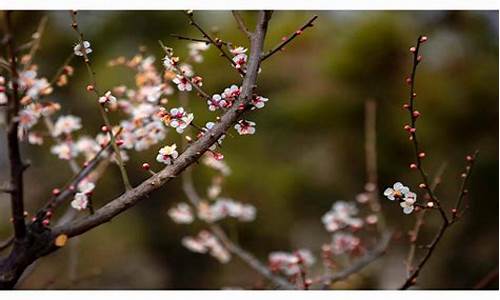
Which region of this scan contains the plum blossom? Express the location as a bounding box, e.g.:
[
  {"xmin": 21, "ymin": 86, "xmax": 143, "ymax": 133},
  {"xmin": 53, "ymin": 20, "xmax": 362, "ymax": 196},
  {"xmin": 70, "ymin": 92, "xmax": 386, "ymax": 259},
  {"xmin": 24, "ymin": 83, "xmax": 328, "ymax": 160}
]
[
  {"xmin": 162, "ymin": 55, "xmax": 179, "ymax": 71},
  {"xmin": 230, "ymin": 46, "xmax": 247, "ymax": 55},
  {"xmin": 268, "ymin": 249, "xmax": 315, "ymax": 276},
  {"xmin": 204, "ymin": 122, "xmax": 225, "ymax": 150},
  {"xmin": 75, "ymin": 136, "xmax": 101, "ymax": 160},
  {"xmin": 182, "ymin": 230, "xmax": 231, "ymax": 263},
  {"xmin": 156, "ymin": 144, "xmax": 178, "ymax": 165},
  {"xmin": 78, "ymin": 180, "xmax": 95, "ymax": 195},
  {"xmin": 0, "ymin": 76, "xmax": 7, "ymax": 105},
  {"xmin": 73, "ymin": 41, "xmax": 92, "ymax": 56},
  {"xmin": 222, "ymin": 85, "xmax": 240, "ymax": 103},
  {"xmin": 53, "ymin": 115, "xmax": 82, "ymax": 137},
  {"xmin": 28, "ymin": 132, "xmax": 44, "ymax": 145},
  {"xmin": 251, "ymin": 95, "xmax": 269, "ymax": 109},
  {"xmin": 172, "ymin": 75, "xmax": 192, "ymax": 92},
  {"xmin": 331, "ymin": 232, "xmax": 361, "ymax": 255},
  {"xmin": 234, "ymin": 120, "xmax": 256, "ymax": 135},
  {"xmin": 197, "ymin": 198, "xmax": 256, "ymax": 223},
  {"xmin": 17, "ymin": 104, "xmax": 42, "ymax": 132},
  {"xmin": 232, "ymin": 53, "xmax": 247, "ymax": 70},
  {"xmin": 179, "ymin": 63, "xmax": 194, "ymax": 77},
  {"xmin": 383, "ymin": 182, "xmax": 410, "ymax": 200},
  {"xmin": 400, "ymin": 192, "xmax": 417, "ymax": 214},
  {"xmin": 51, "ymin": 142, "xmax": 77, "ymax": 160},
  {"xmin": 207, "ymin": 94, "xmax": 227, "ymax": 111},
  {"xmin": 98, "ymin": 91, "xmax": 117, "ymax": 106},
  {"xmin": 188, "ymin": 41, "xmax": 210, "ymax": 63},
  {"xmin": 168, "ymin": 202, "xmax": 194, "ymax": 224},
  {"xmin": 322, "ymin": 201, "xmax": 363, "ymax": 232},
  {"xmin": 71, "ymin": 192, "xmax": 88, "ymax": 211},
  {"xmin": 166, "ymin": 107, "xmax": 194, "ymax": 134},
  {"xmin": 202, "ymin": 152, "xmax": 231, "ymax": 176}
]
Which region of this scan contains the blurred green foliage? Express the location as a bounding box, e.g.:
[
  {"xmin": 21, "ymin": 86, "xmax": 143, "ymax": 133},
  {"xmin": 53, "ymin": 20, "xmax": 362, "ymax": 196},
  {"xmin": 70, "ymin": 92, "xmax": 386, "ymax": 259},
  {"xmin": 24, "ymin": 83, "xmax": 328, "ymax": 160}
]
[{"xmin": 0, "ymin": 10, "xmax": 498, "ymax": 289}]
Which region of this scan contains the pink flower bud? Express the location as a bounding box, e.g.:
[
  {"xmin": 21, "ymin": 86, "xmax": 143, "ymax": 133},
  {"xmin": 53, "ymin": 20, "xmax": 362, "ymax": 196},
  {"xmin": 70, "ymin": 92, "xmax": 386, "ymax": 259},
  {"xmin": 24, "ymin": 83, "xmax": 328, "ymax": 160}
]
[
  {"xmin": 409, "ymin": 46, "xmax": 416, "ymax": 52},
  {"xmin": 52, "ymin": 188, "xmax": 61, "ymax": 196},
  {"xmin": 410, "ymin": 163, "xmax": 417, "ymax": 169},
  {"xmin": 418, "ymin": 152, "xmax": 426, "ymax": 158},
  {"xmin": 142, "ymin": 163, "xmax": 151, "ymax": 171},
  {"xmin": 419, "ymin": 183, "xmax": 426, "ymax": 189},
  {"xmin": 413, "ymin": 111, "xmax": 421, "ymax": 118},
  {"xmin": 419, "ymin": 36, "xmax": 428, "ymax": 43}
]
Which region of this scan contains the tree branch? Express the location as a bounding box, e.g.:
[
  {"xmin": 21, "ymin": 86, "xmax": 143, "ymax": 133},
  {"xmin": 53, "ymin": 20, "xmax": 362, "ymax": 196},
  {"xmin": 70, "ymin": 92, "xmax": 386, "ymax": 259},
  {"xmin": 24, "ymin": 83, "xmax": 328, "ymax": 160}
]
[
  {"xmin": 3, "ymin": 11, "xmax": 28, "ymax": 241},
  {"xmin": 51, "ymin": 10, "xmax": 272, "ymax": 240},
  {"xmin": 232, "ymin": 11, "xmax": 252, "ymax": 39},
  {"xmin": 319, "ymin": 231, "xmax": 393, "ymax": 287},
  {"xmin": 261, "ymin": 15, "xmax": 318, "ymax": 62}
]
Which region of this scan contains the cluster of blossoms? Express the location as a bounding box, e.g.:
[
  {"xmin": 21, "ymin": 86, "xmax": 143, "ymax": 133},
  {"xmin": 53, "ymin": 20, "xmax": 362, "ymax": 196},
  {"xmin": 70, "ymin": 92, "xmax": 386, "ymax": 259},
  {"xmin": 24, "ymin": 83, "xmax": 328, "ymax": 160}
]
[
  {"xmin": 168, "ymin": 198, "xmax": 256, "ymax": 224},
  {"xmin": 182, "ymin": 230, "xmax": 231, "ymax": 263},
  {"xmin": 197, "ymin": 198, "xmax": 256, "ymax": 223},
  {"xmin": 231, "ymin": 46, "xmax": 248, "ymax": 70},
  {"xmin": 160, "ymin": 107, "xmax": 194, "ymax": 134},
  {"xmin": 321, "ymin": 201, "xmax": 364, "ymax": 232},
  {"xmin": 268, "ymin": 249, "xmax": 315, "ymax": 276},
  {"xmin": 187, "ymin": 41, "xmax": 210, "ymax": 63},
  {"xmin": 234, "ymin": 120, "xmax": 256, "ymax": 135},
  {"xmin": 321, "ymin": 201, "xmax": 365, "ymax": 257},
  {"xmin": 383, "ymin": 182, "xmax": 418, "ymax": 214},
  {"xmin": 207, "ymin": 85, "xmax": 240, "ymax": 111},
  {"xmin": 70, "ymin": 180, "xmax": 96, "ymax": 211}
]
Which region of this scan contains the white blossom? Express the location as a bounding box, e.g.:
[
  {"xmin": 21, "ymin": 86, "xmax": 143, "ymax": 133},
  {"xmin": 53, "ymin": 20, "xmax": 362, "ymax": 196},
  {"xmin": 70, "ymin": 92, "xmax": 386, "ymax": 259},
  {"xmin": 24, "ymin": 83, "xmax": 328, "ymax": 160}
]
[
  {"xmin": 156, "ymin": 144, "xmax": 178, "ymax": 165},
  {"xmin": 71, "ymin": 192, "xmax": 88, "ymax": 211},
  {"xmin": 234, "ymin": 120, "xmax": 256, "ymax": 135},
  {"xmin": 73, "ymin": 41, "xmax": 92, "ymax": 56},
  {"xmin": 53, "ymin": 115, "xmax": 82, "ymax": 137},
  {"xmin": 168, "ymin": 203, "xmax": 194, "ymax": 224},
  {"xmin": 383, "ymin": 182, "xmax": 410, "ymax": 201}
]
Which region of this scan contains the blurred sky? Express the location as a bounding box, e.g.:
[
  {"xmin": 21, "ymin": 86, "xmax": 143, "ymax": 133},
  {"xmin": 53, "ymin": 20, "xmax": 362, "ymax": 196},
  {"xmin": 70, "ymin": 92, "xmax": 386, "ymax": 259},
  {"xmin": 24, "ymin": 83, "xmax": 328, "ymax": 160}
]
[{"xmin": 0, "ymin": 10, "xmax": 498, "ymax": 289}]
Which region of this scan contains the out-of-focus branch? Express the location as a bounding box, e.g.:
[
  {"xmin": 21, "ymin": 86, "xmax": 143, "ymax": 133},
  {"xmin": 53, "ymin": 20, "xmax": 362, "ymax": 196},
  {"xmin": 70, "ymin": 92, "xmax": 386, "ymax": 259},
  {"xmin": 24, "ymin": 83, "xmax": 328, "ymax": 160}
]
[
  {"xmin": 473, "ymin": 267, "xmax": 499, "ymax": 289},
  {"xmin": 3, "ymin": 11, "xmax": 28, "ymax": 241},
  {"xmin": 261, "ymin": 15, "xmax": 318, "ymax": 62},
  {"xmin": 0, "ymin": 236, "xmax": 14, "ymax": 252},
  {"xmin": 319, "ymin": 231, "xmax": 393, "ymax": 288},
  {"xmin": 232, "ymin": 11, "xmax": 252, "ymax": 39},
  {"xmin": 22, "ymin": 16, "xmax": 48, "ymax": 70},
  {"xmin": 405, "ymin": 162, "xmax": 447, "ymax": 276},
  {"xmin": 69, "ymin": 10, "xmax": 132, "ymax": 191},
  {"xmin": 364, "ymin": 99, "xmax": 385, "ymax": 231}
]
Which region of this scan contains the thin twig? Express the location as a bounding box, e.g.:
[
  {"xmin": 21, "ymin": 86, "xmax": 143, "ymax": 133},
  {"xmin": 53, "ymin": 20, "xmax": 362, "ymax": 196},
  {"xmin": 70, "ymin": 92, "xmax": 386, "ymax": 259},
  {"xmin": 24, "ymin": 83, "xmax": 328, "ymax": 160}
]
[
  {"xmin": 405, "ymin": 162, "xmax": 447, "ymax": 276},
  {"xmin": 405, "ymin": 36, "xmax": 449, "ymax": 225},
  {"xmin": 22, "ymin": 16, "xmax": 48, "ymax": 70},
  {"xmin": 319, "ymin": 231, "xmax": 393, "ymax": 288},
  {"xmin": 232, "ymin": 11, "xmax": 252, "ymax": 39},
  {"xmin": 69, "ymin": 10, "xmax": 132, "ymax": 191},
  {"xmin": 473, "ymin": 267, "xmax": 499, "ymax": 289},
  {"xmin": 261, "ymin": 15, "xmax": 318, "ymax": 62},
  {"xmin": 452, "ymin": 150, "xmax": 479, "ymax": 221},
  {"xmin": 184, "ymin": 11, "xmax": 244, "ymax": 76},
  {"xmin": 170, "ymin": 34, "xmax": 228, "ymax": 46},
  {"xmin": 364, "ymin": 99, "xmax": 386, "ymax": 231}
]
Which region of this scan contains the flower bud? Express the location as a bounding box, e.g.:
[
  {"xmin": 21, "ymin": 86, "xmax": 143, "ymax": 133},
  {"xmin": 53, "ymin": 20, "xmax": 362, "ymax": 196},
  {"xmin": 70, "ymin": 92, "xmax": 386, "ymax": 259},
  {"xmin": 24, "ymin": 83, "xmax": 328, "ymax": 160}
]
[
  {"xmin": 418, "ymin": 152, "xmax": 426, "ymax": 158},
  {"xmin": 419, "ymin": 36, "xmax": 428, "ymax": 43},
  {"xmin": 52, "ymin": 188, "xmax": 61, "ymax": 196},
  {"xmin": 86, "ymin": 84, "xmax": 94, "ymax": 92},
  {"xmin": 413, "ymin": 111, "xmax": 421, "ymax": 118},
  {"xmin": 142, "ymin": 163, "xmax": 151, "ymax": 171},
  {"xmin": 410, "ymin": 163, "xmax": 417, "ymax": 169},
  {"xmin": 409, "ymin": 46, "xmax": 416, "ymax": 53}
]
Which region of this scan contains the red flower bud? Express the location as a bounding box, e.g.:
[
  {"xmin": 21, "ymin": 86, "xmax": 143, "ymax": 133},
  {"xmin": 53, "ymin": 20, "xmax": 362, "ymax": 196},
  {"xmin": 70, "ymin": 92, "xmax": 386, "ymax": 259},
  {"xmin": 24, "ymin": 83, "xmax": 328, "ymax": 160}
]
[
  {"xmin": 86, "ymin": 84, "xmax": 95, "ymax": 92},
  {"xmin": 413, "ymin": 110, "xmax": 421, "ymax": 118},
  {"xmin": 52, "ymin": 188, "xmax": 61, "ymax": 196},
  {"xmin": 142, "ymin": 163, "xmax": 151, "ymax": 171}
]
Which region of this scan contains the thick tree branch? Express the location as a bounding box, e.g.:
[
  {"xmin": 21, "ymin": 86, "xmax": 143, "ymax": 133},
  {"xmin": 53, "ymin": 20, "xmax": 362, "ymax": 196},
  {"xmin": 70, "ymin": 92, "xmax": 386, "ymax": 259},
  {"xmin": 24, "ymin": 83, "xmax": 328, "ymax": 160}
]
[{"xmin": 3, "ymin": 11, "xmax": 27, "ymax": 241}]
